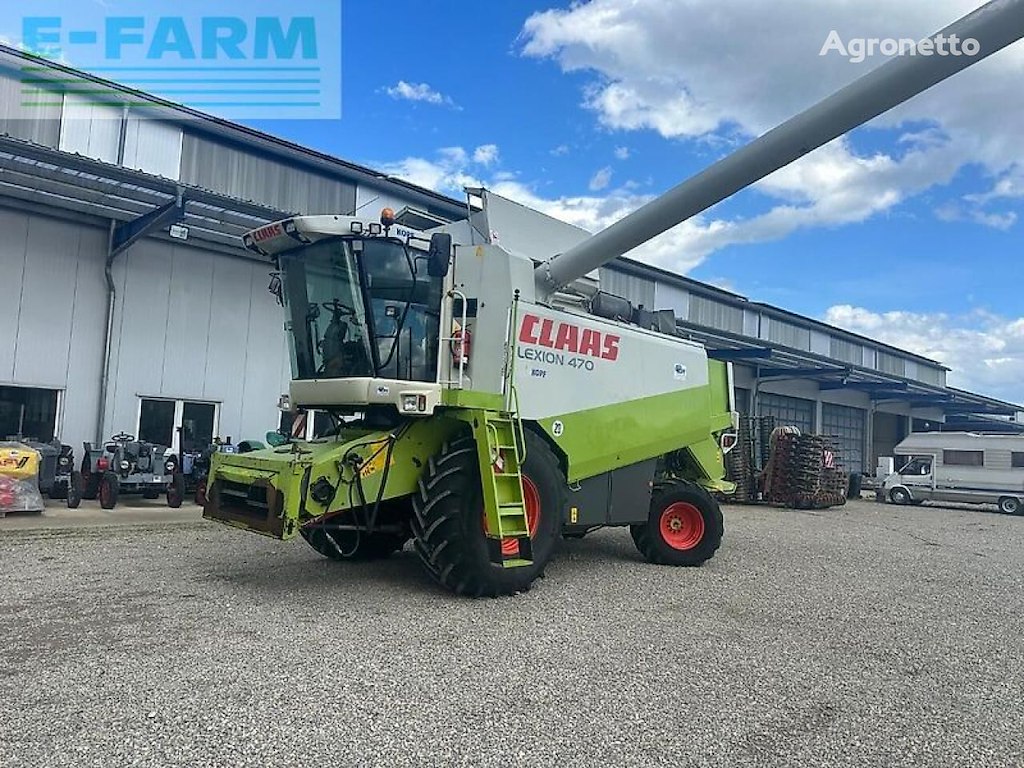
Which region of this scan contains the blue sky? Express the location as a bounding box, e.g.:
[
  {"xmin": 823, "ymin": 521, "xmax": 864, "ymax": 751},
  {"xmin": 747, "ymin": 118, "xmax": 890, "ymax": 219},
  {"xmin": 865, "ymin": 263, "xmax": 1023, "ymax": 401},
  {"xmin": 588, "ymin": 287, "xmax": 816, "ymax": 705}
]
[{"xmin": 7, "ymin": 1, "xmax": 1024, "ymax": 402}]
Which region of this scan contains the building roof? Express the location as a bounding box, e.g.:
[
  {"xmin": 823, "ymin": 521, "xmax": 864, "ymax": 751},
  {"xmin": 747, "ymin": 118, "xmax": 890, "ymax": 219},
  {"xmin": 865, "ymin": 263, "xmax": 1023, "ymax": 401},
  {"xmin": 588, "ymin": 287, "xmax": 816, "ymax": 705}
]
[{"xmin": 0, "ymin": 44, "xmax": 468, "ymax": 221}]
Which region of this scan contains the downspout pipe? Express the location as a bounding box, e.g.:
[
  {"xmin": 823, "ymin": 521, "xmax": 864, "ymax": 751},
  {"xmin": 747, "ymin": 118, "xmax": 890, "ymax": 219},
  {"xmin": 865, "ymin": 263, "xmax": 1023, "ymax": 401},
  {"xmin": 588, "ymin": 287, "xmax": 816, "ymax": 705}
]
[{"xmin": 96, "ymin": 219, "xmax": 118, "ymax": 444}]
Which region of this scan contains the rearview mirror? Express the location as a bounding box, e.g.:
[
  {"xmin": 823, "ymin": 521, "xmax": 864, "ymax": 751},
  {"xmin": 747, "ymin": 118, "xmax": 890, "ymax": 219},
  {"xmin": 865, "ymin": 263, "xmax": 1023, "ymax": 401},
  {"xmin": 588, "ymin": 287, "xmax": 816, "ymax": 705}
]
[{"xmin": 427, "ymin": 233, "xmax": 452, "ymax": 278}]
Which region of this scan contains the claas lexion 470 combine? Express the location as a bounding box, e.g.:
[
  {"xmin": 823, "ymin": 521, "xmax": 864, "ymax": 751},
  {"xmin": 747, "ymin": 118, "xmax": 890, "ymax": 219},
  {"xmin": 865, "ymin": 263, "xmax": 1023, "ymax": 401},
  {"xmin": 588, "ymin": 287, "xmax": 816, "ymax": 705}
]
[{"xmin": 203, "ymin": 1, "xmax": 1024, "ymax": 596}]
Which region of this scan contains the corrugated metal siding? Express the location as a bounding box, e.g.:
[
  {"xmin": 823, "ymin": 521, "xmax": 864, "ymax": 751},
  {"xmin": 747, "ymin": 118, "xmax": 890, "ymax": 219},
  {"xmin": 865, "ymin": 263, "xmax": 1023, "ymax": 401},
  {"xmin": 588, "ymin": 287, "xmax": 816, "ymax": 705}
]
[
  {"xmin": 0, "ymin": 208, "xmax": 107, "ymax": 448},
  {"xmin": 122, "ymin": 117, "xmax": 182, "ymax": 179},
  {"xmin": 830, "ymin": 337, "xmax": 864, "ymax": 365},
  {"xmin": 599, "ymin": 268, "xmax": 655, "ymax": 308},
  {"xmin": 810, "ymin": 330, "xmax": 830, "ymax": 355},
  {"xmin": 877, "ymin": 351, "xmax": 906, "ymax": 377},
  {"xmin": 0, "ymin": 72, "xmax": 61, "ymax": 147},
  {"xmin": 688, "ymin": 295, "xmax": 744, "ymax": 333},
  {"xmin": 654, "ymin": 282, "xmax": 689, "ymax": 317},
  {"xmin": 917, "ymin": 365, "xmax": 945, "ymax": 386},
  {"xmin": 758, "ymin": 392, "xmax": 815, "ymax": 432},
  {"xmin": 105, "ymin": 238, "xmax": 289, "ymax": 445},
  {"xmin": 179, "ymin": 132, "xmax": 356, "ymax": 214},
  {"xmin": 744, "ymin": 309, "xmax": 760, "ymax": 338},
  {"xmin": 58, "ymin": 93, "xmax": 122, "ymax": 163},
  {"xmin": 769, "ymin": 319, "xmax": 811, "ymax": 350}
]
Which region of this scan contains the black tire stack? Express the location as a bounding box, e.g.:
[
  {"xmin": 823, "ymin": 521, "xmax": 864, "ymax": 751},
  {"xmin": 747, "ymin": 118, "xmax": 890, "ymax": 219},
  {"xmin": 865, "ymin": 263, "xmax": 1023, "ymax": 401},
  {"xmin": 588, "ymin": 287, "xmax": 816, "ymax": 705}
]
[{"xmin": 724, "ymin": 415, "xmax": 756, "ymax": 503}]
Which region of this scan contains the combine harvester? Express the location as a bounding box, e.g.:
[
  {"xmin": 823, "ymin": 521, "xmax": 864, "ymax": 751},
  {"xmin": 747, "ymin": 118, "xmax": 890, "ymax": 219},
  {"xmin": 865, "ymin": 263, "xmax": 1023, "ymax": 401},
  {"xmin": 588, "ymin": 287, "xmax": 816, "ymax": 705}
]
[{"xmin": 204, "ymin": 0, "xmax": 1024, "ymax": 596}]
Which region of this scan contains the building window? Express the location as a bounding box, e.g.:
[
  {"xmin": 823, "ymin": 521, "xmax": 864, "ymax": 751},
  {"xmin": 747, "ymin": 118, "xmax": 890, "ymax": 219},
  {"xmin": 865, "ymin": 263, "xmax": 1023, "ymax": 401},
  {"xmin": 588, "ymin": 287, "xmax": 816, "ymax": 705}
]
[
  {"xmin": 138, "ymin": 397, "xmax": 219, "ymax": 454},
  {"xmin": 0, "ymin": 386, "xmax": 59, "ymax": 442},
  {"xmin": 139, "ymin": 399, "xmax": 176, "ymax": 446},
  {"xmin": 1012, "ymin": 453, "xmax": 1024, "ymax": 469},
  {"xmin": 943, "ymin": 450, "xmax": 984, "ymax": 467}
]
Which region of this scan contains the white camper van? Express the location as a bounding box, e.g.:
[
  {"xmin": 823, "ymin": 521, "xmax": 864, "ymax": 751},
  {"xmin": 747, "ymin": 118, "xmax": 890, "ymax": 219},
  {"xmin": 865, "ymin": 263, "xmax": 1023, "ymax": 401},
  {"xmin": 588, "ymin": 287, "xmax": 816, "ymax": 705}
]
[{"xmin": 882, "ymin": 432, "xmax": 1024, "ymax": 515}]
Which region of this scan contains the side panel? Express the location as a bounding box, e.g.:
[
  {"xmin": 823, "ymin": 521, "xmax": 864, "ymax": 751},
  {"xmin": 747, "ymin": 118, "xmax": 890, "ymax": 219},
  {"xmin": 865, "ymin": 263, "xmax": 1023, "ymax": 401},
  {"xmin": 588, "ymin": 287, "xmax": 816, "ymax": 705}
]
[{"xmin": 513, "ymin": 301, "xmax": 710, "ymax": 419}]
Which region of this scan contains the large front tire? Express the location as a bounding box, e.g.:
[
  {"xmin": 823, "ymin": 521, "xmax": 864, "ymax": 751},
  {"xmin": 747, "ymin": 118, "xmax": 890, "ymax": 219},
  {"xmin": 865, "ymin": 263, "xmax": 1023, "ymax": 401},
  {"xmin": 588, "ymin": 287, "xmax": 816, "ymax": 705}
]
[
  {"xmin": 412, "ymin": 431, "xmax": 563, "ymax": 597},
  {"xmin": 631, "ymin": 482, "xmax": 723, "ymax": 567}
]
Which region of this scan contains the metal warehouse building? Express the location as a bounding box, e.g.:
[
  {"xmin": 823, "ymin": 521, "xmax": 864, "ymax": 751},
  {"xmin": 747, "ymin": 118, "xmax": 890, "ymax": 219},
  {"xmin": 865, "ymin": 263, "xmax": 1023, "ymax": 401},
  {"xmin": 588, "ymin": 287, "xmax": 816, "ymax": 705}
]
[{"xmin": 1, "ymin": 45, "xmax": 1021, "ymax": 471}]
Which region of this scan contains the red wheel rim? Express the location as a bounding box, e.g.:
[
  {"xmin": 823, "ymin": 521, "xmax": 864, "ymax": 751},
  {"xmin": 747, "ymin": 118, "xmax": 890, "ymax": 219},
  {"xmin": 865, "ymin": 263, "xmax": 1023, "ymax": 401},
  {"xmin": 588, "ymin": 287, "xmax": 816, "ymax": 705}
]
[
  {"xmin": 659, "ymin": 502, "xmax": 705, "ymax": 551},
  {"xmin": 484, "ymin": 473, "xmax": 541, "ymax": 558}
]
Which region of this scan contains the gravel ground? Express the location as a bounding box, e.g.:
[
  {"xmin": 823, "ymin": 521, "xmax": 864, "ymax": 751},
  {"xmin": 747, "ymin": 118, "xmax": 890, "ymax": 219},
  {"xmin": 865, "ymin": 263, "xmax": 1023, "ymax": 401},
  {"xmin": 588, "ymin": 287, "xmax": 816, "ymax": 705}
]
[{"xmin": 2, "ymin": 499, "xmax": 1023, "ymax": 767}]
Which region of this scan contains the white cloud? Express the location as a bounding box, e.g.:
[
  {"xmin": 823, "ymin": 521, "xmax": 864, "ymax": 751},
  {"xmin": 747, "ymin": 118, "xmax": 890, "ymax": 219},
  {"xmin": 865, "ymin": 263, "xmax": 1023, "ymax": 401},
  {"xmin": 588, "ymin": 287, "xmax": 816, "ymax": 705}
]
[
  {"xmin": 614, "ymin": 146, "xmax": 630, "ymax": 160},
  {"xmin": 518, "ymin": 0, "xmax": 1024, "ymax": 262},
  {"xmin": 378, "ymin": 144, "xmax": 502, "ymax": 195},
  {"xmin": 550, "ymin": 144, "xmax": 570, "ymax": 156},
  {"xmin": 473, "ymin": 144, "xmax": 500, "ymax": 166},
  {"xmin": 825, "ymin": 305, "xmax": 1024, "ymax": 404},
  {"xmin": 589, "ymin": 166, "xmax": 613, "ymax": 191},
  {"xmin": 384, "ymin": 80, "xmax": 457, "ymax": 107}
]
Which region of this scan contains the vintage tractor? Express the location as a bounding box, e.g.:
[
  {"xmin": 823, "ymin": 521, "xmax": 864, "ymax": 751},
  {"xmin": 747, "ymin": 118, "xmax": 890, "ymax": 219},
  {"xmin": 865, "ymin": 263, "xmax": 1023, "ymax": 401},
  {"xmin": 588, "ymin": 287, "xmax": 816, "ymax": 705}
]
[
  {"xmin": 202, "ymin": 0, "xmax": 1024, "ymax": 596},
  {"xmin": 80, "ymin": 433, "xmax": 185, "ymax": 510}
]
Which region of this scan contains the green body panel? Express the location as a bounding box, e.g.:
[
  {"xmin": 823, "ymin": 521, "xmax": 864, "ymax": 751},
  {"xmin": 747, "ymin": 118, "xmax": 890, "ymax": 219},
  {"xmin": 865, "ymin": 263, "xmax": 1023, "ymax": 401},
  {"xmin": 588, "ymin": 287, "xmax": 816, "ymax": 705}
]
[
  {"xmin": 206, "ymin": 418, "xmax": 463, "ymax": 539},
  {"xmin": 440, "ymin": 389, "xmax": 505, "ymax": 410},
  {"xmin": 535, "ymin": 367, "xmax": 733, "ymax": 483}
]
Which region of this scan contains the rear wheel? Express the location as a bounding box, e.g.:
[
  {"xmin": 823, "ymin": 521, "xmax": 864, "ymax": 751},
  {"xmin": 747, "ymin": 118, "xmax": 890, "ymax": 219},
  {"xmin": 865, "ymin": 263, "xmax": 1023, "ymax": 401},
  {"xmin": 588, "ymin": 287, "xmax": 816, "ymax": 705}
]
[
  {"xmin": 99, "ymin": 472, "xmax": 119, "ymax": 510},
  {"xmin": 66, "ymin": 472, "xmax": 83, "ymax": 509},
  {"xmin": 631, "ymin": 483, "xmax": 723, "ymax": 566},
  {"xmin": 412, "ymin": 430, "xmax": 563, "ymax": 597},
  {"xmin": 167, "ymin": 473, "xmax": 186, "ymax": 508},
  {"xmin": 81, "ymin": 458, "xmax": 99, "ymax": 500},
  {"xmin": 889, "ymin": 487, "xmax": 911, "ymax": 505},
  {"xmin": 999, "ymin": 496, "xmax": 1022, "ymax": 516}
]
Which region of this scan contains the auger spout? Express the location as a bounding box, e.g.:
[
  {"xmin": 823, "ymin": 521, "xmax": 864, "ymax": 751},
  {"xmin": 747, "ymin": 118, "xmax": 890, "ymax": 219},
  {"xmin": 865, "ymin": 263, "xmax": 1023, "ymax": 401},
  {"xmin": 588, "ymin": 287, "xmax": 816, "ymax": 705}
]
[{"xmin": 534, "ymin": 0, "xmax": 1024, "ymax": 297}]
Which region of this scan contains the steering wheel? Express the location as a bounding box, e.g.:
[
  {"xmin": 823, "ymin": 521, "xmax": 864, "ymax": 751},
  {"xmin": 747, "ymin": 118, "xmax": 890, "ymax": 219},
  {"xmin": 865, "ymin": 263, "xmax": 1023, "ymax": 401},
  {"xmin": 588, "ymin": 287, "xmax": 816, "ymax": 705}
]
[
  {"xmin": 111, "ymin": 432, "xmax": 135, "ymax": 442},
  {"xmin": 322, "ymin": 300, "xmax": 355, "ymax": 317}
]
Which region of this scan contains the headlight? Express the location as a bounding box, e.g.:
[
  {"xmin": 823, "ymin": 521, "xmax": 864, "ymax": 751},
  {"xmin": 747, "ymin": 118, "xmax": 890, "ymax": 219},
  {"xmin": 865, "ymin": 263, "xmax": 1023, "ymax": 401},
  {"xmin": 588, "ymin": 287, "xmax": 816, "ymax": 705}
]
[
  {"xmin": 401, "ymin": 394, "xmax": 427, "ymax": 412},
  {"xmin": 58, "ymin": 457, "xmax": 70, "ymax": 467},
  {"xmin": 120, "ymin": 461, "xmax": 130, "ymax": 471},
  {"xmin": 165, "ymin": 461, "xmax": 175, "ymax": 473}
]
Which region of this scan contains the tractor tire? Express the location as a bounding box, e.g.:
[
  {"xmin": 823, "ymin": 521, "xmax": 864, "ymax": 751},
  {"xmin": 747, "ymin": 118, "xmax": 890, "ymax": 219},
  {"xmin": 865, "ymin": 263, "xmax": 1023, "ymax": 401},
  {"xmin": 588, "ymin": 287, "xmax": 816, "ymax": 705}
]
[
  {"xmin": 167, "ymin": 473, "xmax": 186, "ymax": 509},
  {"xmin": 998, "ymin": 496, "xmax": 1022, "ymax": 516},
  {"xmin": 194, "ymin": 479, "xmax": 208, "ymax": 507},
  {"xmin": 889, "ymin": 487, "xmax": 912, "ymax": 505},
  {"xmin": 99, "ymin": 472, "xmax": 119, "ymax": 510},
  {"xmin": 66, "ymin": 472, "xmax": 83, "ymax": 509},
  {"xmin": 81, "ymin": 458, "xmax": 99, "ymax": 501},
  {"xmin": 411, "ymin": 431, "xmax": 563, "ymax": 597},
  {"xmin": 631, "ymin": 482, "xmax": 723, "ymax": 567},
  {"xmin": 300, "ymin": 522, "xmax": 407, "ymax": 561}
]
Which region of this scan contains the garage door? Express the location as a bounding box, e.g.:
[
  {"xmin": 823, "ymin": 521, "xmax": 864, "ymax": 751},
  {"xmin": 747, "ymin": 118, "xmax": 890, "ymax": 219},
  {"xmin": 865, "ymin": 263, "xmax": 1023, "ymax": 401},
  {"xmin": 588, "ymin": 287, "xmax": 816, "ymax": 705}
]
[
  {"xmin": 822, "ymin": 403, "xmax": 866, "ymax": 473},
  {"xmin": 758, "ymin": 392, "xmax": 815, "ymax": 433}
]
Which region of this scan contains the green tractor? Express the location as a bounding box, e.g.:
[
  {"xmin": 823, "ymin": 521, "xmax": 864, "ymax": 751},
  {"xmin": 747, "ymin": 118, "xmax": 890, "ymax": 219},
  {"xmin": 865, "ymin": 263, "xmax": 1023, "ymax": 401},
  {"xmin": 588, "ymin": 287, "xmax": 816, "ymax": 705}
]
[{"xmin": 202, "ymin": 0, "xmax": 1024, "ymax": 596}]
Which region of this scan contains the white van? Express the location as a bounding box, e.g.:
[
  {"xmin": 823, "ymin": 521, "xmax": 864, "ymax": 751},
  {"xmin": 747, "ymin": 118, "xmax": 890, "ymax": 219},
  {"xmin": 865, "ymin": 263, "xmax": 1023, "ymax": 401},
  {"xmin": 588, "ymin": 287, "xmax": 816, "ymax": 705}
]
[{"xmin": 882, "ymin": 432, "xmax": 1024, "ymax": 515}]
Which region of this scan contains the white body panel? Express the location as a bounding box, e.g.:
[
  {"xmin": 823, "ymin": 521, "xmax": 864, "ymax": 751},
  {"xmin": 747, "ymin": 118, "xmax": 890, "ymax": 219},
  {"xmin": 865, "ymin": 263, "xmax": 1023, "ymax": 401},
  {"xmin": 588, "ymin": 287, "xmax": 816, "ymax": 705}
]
[{"xmin": 511, "ymin": 302, "xmax": 709, "ymax": 420}]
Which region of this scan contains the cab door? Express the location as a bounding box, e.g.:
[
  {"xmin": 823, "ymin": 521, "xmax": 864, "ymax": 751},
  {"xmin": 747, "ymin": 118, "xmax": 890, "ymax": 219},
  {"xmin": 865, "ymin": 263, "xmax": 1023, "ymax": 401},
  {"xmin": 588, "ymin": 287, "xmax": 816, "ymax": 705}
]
[{"xmin": 900, "ymin": 456, "xmax": 936, "ymax": 500}]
